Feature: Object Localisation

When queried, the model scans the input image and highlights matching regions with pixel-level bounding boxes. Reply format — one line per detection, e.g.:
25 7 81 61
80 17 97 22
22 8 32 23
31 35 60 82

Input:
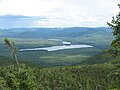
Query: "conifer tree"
107 4 120 56
4 38 19 66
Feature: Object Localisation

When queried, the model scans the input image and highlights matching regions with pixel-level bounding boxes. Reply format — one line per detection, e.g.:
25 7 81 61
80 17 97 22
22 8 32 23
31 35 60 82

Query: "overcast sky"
0 0 119 28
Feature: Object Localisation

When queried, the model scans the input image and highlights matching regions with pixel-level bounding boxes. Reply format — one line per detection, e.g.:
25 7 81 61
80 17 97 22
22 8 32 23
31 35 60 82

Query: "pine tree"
4 38 19 66
107 4 120 56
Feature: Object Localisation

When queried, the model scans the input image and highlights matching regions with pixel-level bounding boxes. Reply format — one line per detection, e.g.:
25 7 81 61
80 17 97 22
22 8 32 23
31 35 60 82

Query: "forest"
0 4 120 90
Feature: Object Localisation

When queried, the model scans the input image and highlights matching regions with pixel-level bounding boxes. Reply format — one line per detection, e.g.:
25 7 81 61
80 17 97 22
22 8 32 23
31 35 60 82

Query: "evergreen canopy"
107 4 120 56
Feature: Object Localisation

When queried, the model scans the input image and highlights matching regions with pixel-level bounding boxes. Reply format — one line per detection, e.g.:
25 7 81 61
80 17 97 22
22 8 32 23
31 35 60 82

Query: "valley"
0 1 120 89
0 27 113 66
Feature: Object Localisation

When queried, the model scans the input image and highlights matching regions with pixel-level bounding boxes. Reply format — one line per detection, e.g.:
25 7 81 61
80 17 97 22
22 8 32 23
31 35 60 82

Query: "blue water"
20 45 93 52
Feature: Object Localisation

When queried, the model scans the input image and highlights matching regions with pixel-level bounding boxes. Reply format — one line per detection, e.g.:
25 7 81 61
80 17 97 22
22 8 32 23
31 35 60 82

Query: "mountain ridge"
0 27 112 38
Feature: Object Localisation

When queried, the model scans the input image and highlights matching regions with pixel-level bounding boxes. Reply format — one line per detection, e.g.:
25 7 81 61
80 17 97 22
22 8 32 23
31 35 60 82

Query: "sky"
0 0 119 28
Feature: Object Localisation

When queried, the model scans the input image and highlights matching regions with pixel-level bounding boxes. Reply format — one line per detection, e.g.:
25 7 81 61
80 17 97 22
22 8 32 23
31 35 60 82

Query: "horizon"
0 26 110 29
0 0 119 28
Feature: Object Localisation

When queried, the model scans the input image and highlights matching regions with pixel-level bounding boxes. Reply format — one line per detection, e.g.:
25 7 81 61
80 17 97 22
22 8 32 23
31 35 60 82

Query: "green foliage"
0 5 119 90
0 38 113 66
34 64 120 90
0 26 113 66
77 52 114 65
1 63 119 90
0 64 38 90
4 38 19 66
107 4 120 56
0 62 119 89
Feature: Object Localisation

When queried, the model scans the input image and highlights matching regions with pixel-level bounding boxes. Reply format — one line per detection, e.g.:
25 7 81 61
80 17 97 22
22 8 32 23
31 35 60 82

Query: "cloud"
0 0 119 28
0 0 63 16
0 15 46 28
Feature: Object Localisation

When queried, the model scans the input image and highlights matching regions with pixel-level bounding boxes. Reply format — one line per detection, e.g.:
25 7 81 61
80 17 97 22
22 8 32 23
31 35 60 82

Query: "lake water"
20 45 93 52
20 39 93 52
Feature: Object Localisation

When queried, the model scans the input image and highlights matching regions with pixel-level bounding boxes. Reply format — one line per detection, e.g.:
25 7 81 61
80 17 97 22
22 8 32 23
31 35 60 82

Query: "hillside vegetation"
0 39 120 89
0 4 120 89
0 27 113 66
0 63 120 90
0 27 119 90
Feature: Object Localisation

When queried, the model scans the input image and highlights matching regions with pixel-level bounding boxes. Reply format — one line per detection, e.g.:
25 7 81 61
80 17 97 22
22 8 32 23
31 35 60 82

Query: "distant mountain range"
0 27 112 38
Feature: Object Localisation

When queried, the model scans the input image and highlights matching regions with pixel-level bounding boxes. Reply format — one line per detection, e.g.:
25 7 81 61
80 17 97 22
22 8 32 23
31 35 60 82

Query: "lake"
20 45 93 52
20 39 93 52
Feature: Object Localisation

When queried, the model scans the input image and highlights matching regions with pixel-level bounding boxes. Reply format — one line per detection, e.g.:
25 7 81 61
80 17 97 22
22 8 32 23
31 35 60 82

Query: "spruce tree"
107 4 120 56
4 38 19 66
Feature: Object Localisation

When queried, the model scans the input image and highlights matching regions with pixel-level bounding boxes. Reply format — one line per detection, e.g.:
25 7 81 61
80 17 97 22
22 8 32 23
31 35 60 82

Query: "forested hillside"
0 62 120 90
0 27 113 66
0 27 112 38
0 35 119 90
0 3 120 90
